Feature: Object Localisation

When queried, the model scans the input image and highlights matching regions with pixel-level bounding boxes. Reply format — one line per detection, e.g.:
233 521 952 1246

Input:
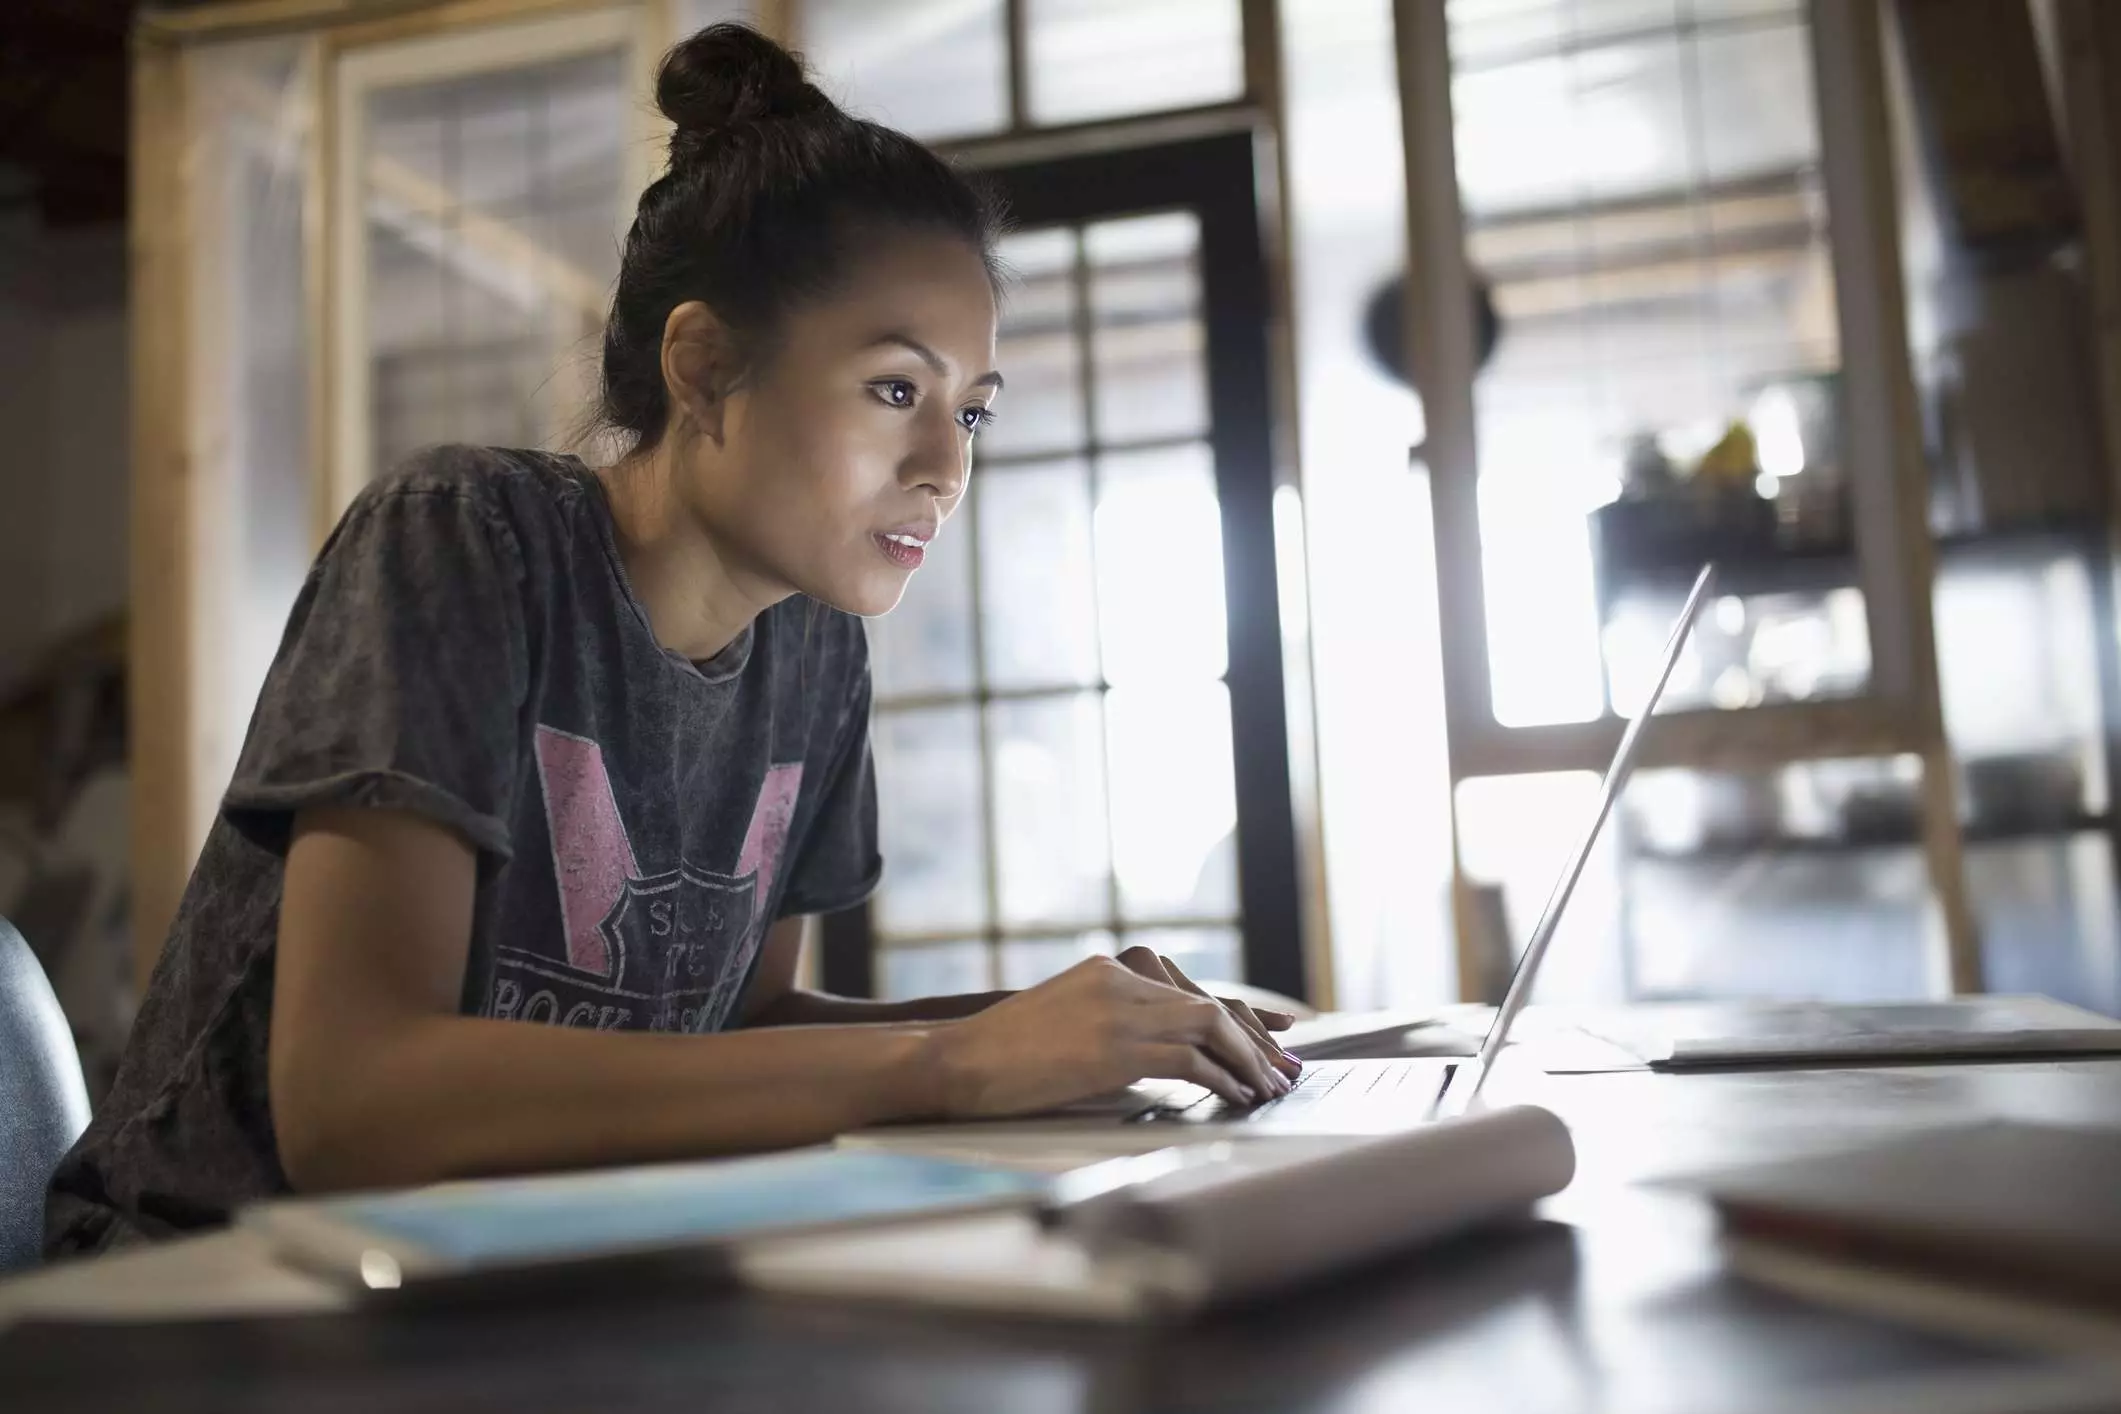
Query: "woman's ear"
660 301 739 444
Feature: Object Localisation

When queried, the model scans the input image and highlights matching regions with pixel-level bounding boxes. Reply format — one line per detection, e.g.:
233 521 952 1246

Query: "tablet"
243 1148 1052 1288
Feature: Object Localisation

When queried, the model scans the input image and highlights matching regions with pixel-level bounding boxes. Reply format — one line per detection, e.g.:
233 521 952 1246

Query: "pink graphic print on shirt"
533 725 804 987
532 725 639 978
736 763 803 914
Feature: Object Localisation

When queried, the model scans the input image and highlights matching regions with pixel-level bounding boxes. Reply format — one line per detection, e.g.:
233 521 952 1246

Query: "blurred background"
2 0 2118 1100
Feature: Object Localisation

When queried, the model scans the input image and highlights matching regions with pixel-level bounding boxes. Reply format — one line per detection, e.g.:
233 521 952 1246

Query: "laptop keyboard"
1126 1059 1453 1125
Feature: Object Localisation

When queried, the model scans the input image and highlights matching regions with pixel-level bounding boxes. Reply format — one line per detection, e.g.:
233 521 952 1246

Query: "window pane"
873 706 988 936
1107 683 1239 921
361 48 625 478
1447 1 1801 69
984 229 1085 459
1451 1 1676 69
998 931 1116 989
990 693 1111 927
1453 36 1690 218
1087 212 1208 444
1123 926 1241 986
976 459 1100 689
879 941 991 1001
1025 0 1244 125
1450 0 1843 728
1096 442 1228 685
1694 22 1816 185
869 500 976 699
804 0 1009 139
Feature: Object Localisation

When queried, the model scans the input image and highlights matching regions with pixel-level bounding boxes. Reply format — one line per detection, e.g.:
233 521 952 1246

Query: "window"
802 0 1247 138
841 134 1305 1001
1445 0 1843 727
867 212 1244 994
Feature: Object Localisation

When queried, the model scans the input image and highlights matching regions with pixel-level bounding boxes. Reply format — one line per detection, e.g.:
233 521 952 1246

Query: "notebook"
1580 996 2121 1069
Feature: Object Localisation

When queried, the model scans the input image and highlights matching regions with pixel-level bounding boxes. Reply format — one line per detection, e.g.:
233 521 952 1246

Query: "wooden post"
1392 0 1496 1001
1811 0 1981 992
128 32 195 991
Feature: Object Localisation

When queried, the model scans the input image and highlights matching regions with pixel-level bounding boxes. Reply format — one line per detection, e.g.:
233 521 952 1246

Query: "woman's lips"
875 531 927 569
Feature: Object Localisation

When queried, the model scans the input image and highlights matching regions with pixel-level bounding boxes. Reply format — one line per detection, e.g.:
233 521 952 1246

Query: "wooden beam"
1453 698 1926 781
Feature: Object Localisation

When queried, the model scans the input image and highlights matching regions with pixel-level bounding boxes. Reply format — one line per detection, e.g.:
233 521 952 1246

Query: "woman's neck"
594 442 774 663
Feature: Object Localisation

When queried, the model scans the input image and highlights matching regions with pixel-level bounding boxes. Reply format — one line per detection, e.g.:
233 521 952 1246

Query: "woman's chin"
804 571 909 620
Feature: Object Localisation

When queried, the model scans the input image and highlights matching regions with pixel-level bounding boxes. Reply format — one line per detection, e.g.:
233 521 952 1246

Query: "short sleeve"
776 626 882 918
221 479 530 863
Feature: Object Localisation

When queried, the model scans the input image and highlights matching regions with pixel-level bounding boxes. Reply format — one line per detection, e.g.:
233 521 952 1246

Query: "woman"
47 23 1297 1257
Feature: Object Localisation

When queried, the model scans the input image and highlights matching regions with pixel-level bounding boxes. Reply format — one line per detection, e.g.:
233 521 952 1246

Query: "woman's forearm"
272 1012 947 1193
744 988 1011 1027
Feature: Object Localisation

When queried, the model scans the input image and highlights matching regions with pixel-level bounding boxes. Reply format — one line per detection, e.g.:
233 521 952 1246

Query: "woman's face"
685 228 1002 618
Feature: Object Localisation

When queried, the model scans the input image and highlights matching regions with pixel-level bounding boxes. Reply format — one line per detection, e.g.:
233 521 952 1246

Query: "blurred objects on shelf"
1593 491 1778 583
0 614 126 830
1601 585 1870 717
1593 371 1850 598
0 614 132 1105
1834 770 1923 846
1962 752 2087 836
1618 433 1677 502
1692 420 1759 490
1624 758 1930 860
1926 261 2106 534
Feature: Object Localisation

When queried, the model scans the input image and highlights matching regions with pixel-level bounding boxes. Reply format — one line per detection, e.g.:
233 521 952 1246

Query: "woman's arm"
269 808 950 1192
736 918 1007 1027
270 808 1294 1194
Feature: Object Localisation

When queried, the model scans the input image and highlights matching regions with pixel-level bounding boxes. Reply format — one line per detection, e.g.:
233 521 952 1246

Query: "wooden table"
7 1051 2121 1412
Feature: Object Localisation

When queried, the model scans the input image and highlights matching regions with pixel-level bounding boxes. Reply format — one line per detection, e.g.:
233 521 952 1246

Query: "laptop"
848 566 1719 1156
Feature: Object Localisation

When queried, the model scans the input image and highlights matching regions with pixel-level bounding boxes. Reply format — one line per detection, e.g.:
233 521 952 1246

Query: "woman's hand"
924 950 1301 1119
1109 944 1300 1078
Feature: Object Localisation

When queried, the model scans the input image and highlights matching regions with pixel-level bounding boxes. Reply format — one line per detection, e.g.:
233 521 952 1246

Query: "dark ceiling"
0 0 137 225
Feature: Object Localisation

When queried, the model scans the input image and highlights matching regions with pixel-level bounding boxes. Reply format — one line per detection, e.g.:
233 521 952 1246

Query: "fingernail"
1239 1085 1259 1104
1280 1046 1302 1066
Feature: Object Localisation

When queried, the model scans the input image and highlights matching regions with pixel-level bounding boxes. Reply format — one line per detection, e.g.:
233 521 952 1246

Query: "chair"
0 915 90 1272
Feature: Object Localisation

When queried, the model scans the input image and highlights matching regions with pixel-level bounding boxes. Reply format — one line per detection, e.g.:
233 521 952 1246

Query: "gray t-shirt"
46 446 880 1255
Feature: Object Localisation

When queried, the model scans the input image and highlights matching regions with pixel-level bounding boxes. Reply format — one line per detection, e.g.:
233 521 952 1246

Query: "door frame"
822 128 1309 1002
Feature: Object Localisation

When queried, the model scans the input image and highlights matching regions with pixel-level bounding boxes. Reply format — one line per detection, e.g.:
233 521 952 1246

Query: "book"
1674 1120 2121 1351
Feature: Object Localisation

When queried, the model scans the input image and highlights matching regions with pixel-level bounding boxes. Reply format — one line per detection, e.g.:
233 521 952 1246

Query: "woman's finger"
1138 1042 1254 1108
1181 997 1287 1100
1156 954 1301 1078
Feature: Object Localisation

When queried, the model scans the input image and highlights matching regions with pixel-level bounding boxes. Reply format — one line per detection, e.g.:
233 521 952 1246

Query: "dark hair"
597 24 1006 454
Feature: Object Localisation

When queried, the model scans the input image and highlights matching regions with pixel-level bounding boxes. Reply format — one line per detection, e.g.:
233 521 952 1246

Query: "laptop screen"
1440 563 1718 1114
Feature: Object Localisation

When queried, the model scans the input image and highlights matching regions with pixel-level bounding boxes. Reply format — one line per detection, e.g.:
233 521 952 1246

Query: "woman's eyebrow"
866 331 1005 391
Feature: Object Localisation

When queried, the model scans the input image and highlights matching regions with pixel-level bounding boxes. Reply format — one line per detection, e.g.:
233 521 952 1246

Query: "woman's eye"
958 406 997 435
872 379 918 409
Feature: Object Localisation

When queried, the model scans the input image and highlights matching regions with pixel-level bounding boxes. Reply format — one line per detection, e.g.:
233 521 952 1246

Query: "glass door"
832 130 1307 1001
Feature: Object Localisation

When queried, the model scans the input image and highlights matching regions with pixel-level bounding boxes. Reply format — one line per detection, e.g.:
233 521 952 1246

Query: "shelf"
1593 517 2107 604
1627 811 2111 864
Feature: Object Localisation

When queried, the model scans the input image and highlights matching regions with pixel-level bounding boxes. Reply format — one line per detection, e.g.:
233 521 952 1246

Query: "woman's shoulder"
361 444 582 514
341 444 593 559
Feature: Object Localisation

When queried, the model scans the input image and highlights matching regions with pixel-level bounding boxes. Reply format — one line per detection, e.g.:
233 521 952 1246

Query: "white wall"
0 212 129 688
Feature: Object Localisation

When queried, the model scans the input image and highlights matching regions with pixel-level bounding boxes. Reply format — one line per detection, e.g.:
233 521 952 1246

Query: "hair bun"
658 23 832 162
